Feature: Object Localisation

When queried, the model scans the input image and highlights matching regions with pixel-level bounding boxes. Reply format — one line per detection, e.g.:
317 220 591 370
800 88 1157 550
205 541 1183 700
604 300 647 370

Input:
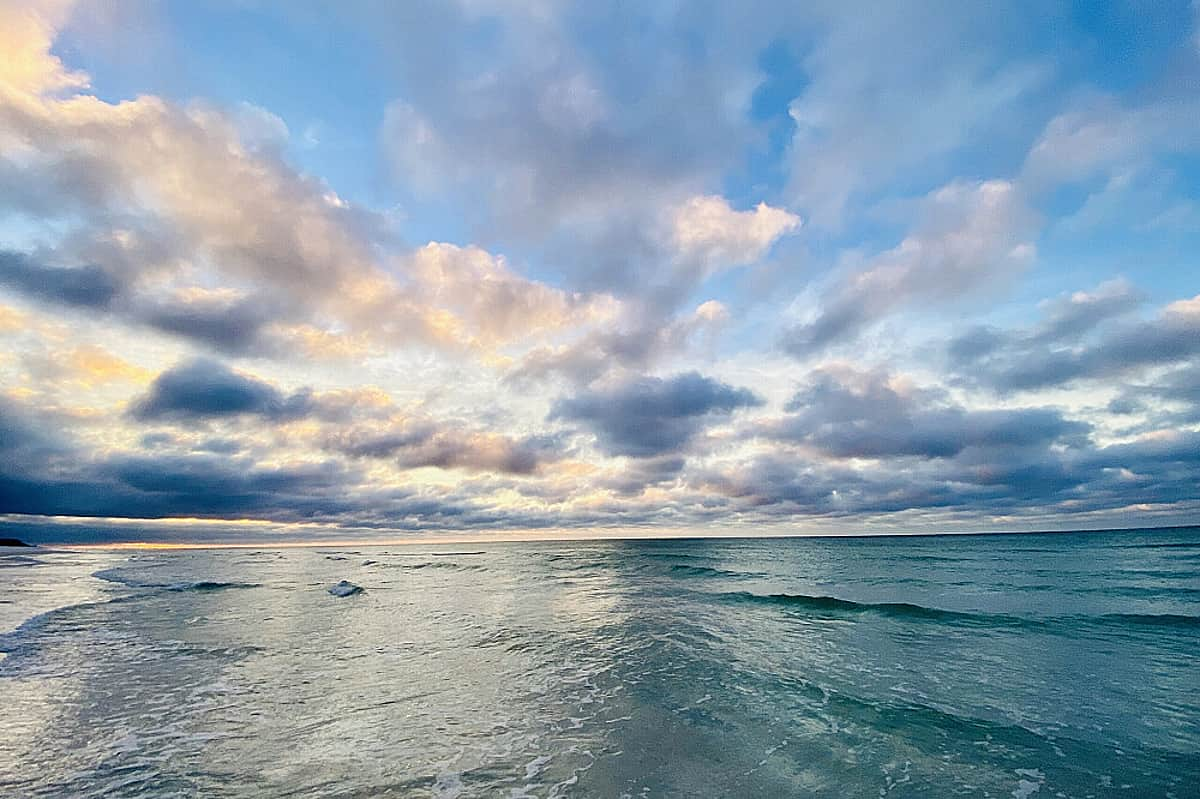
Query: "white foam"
1013 768 1045 798
328 580 364 597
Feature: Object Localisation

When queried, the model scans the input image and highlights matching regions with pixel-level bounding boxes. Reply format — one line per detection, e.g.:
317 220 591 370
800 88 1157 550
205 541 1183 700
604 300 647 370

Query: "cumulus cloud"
781 179 1036 356
551 371 762 457
129 359 310 422
0 251 122 309
670 196 800 268
0 6 617 361
136 291 287 354
405 242 618 347
0 1 86 96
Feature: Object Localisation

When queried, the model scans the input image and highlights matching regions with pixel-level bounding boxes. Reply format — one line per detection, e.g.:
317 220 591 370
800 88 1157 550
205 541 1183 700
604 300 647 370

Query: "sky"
1 0 1198 544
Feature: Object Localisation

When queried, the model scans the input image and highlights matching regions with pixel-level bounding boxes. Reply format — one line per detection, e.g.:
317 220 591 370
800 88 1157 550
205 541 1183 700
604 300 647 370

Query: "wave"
382 561 486 571
92 569 260 592
893 554 963 563
0 593 151 656
669 564 760 579
639 551 718 562
712 590 1200 635
1100 585 1200 599
716 590 1018 624
713 591 1045 631
1095 612 1200 629
0 555 42 568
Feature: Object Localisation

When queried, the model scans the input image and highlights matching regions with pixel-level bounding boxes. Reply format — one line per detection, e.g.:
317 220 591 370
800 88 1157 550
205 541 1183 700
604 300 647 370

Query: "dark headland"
0 538 33 547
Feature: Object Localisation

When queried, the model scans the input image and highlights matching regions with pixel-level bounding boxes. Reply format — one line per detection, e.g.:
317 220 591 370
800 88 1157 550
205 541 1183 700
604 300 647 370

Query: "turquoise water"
2 528 1199 797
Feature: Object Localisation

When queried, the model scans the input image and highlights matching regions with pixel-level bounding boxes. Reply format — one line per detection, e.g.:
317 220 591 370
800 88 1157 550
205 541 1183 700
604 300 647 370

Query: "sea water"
2 528 1198 797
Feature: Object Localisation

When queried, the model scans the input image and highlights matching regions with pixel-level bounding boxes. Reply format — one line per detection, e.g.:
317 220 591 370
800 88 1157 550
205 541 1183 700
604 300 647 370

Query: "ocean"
1 528 1198 797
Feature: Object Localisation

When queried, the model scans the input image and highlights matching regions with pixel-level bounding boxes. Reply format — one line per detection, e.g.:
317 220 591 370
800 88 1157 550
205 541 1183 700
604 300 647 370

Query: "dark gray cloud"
0 251 291 355
0 251 122 309
1106 364 1200 426
129 358 311 422
688 356 1199 522
765 368 1090 459
0 397 66 464
0 396 467 526
948 292 1200 392
1028 280 1145 344
137 295 284 355
552 372 762 457
601 456 687 496
694 422 1200 522
1 376 1196 539
0 453 356 522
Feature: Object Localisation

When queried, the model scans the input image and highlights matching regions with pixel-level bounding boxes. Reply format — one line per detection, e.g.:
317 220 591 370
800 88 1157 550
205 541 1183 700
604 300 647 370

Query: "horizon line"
19 522 1198 551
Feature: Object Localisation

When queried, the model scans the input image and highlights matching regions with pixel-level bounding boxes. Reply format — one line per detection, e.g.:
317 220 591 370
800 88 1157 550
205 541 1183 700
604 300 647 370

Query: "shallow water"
2 528 1199 797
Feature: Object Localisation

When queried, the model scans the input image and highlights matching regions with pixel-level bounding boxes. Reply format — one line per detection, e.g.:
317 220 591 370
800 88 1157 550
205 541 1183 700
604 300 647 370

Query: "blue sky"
1 0 1198 543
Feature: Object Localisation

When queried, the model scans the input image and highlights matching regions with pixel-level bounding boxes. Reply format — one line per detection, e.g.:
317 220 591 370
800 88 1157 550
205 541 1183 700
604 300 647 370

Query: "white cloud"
671 195 800 267
0 1 86 95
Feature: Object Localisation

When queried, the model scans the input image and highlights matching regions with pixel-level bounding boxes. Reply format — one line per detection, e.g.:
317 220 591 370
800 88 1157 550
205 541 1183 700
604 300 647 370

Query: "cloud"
405 242 617 347
325 424 561 475
508 300 730 386
0 253 287 354
1026 279 1145 344
135 291 285 354
600 455 687 497
671 195 800 268
1022 94 1200 190
0 1 86 95
696 423 1199 522
784 3 1049 228
551 371 762 457
1105 363 1200 425
781 179 1036 356
0 8 610 361
129 358 310 422
0 251 122 309
949 291 1200 392
0 395 65 462
761 366 1089 459
375 3 772 239
0 452 358 521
